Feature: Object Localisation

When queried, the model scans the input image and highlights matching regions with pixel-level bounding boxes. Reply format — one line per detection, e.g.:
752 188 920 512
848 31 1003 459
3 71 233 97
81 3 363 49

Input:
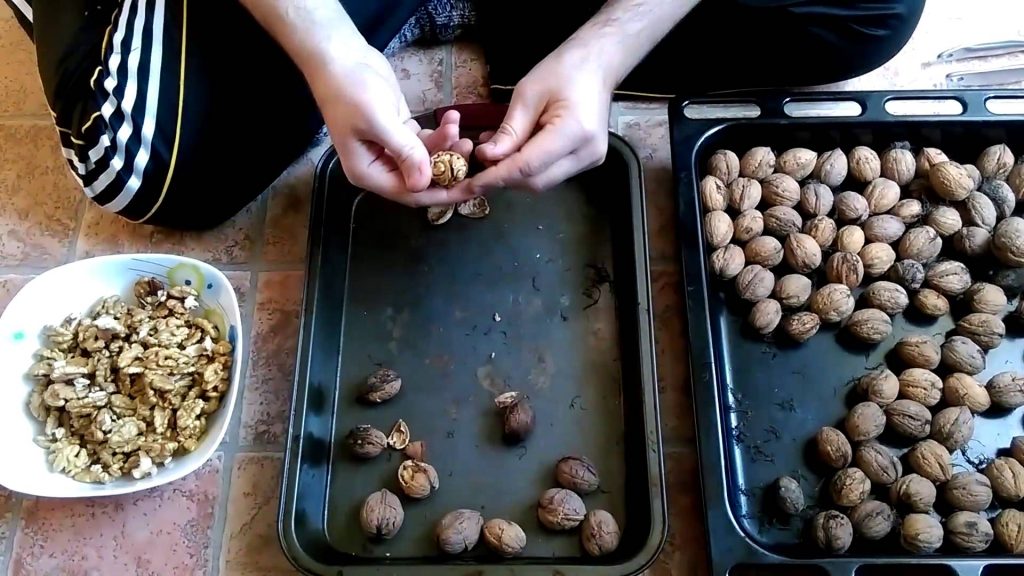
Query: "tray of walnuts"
672 89 1024 575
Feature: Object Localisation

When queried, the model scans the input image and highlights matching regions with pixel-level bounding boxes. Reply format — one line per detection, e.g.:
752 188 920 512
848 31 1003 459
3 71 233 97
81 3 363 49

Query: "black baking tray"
672 89 1024 576
279 103 666 575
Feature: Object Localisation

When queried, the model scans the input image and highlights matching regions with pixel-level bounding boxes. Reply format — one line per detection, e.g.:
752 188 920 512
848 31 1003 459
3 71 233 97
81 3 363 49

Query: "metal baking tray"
672 89 1024 576
279 103 666 575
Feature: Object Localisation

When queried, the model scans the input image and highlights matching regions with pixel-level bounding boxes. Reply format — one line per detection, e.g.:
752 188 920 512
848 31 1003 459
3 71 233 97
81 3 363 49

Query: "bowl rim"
0 253 245 497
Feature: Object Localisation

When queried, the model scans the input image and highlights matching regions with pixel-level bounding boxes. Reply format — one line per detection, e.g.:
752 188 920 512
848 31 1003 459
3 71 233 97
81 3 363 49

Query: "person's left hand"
456 46 613 195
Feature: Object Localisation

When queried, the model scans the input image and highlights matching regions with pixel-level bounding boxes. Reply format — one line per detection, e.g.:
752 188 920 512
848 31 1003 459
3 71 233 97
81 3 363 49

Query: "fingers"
451 137 474 160
367 115 432 191
337 139 409 198
476 90 541 163
469 121 583 193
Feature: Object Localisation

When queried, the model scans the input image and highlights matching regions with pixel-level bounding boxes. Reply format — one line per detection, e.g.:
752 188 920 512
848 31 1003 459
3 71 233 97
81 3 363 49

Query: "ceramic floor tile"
651 265 695 445
240 272 304 447
264 138 330 264
0 275 33 315
76 200 260 264
221 453 299 576
648 448 710 576
0 123 84 267
389 45 447 115
0 487 16 565
453 42 490 104
0 9 48 116
9 455 222 576
616 115 678 265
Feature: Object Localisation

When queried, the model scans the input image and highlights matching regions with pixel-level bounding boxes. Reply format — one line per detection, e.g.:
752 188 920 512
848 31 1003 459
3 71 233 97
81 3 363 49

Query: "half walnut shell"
427 204 455 225
457 197 490 218
388 419 411 450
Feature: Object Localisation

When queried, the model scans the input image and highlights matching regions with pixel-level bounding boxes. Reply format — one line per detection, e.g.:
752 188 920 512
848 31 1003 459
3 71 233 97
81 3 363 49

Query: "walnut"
388 419 410 449
733 209 764 242
457 197 489 218
978 143 1015 179
890 474 937 513
700 175 729 212
907 439 952 483
709 245 745 280
993 216 1024 267
898 225 942 263
908 177 934 200
862 281 908 315
495 391 534 444
979 179 1016 220
916 147 950 178
436 509 484 555
398 459 439 499
784 233 822 273
809 283 855 323
360 488 404 539
966 282 1007 315
881 142 916 185
748 299 782 335
812 510 853 554
825 252 864 288
814 148 849 188
953 227 992 258
926 205 963 237
994 509 1024 554
775 475 805 515
944 373 991 414
930 161 974 201
885 399 932 439
864 178 901 214
782 312 821 342
845 308 892 344
895 335 941 370
859 243 896 277
580 510 621 557
430 151 469 187
804 215 837 248
761 173 801 207
346 425 388 459
863 214 906 244
858 368 899 406
890 198 925 224
913 288 950 318
404 440 427 461
945 471 993 512
963 191 998 231
964 163 983 189
740 146 775 180
555 455 600 494
427 204 455 225
774 274 812 308
800 181 834 216
763 206 803 237
537 488 586 530
482 519 527 557
985 457 1024 502
735 265 775 303
816 426 852 468
987 371 1024 409
704 210 733 248
836 225 866 253
835 191 869 223
361 368 402 404
992 267 1024 297
831 467 872 507
931 406 975 452
849 146 881 183
1010 158 1024 199
744 236 783 268
956 312 1005 350
845 401 886 441
901 513 944 554
926 260 972 296
941 336 986 376
899 368 943 407
707 149 740 184
776 147 817 180
849 500 894 541
728 177 762 211
855 441 902 485
1013 436 1024 464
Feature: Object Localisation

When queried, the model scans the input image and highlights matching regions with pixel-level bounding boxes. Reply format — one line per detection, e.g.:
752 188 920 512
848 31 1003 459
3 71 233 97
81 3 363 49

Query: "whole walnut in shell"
812 510 853 554
979 179 1016 220
881 142 916 186
862 281 909 315
967 163 984 188
944 373 991 414
744 236 783 268
890 474 936 513
849 146 881 183
784 233 822 274
782 312 821 343
953 227 992 258
941 336 985 376
864 178 901 214
831 467 872 507
436 509 484 555
926 260 972 296
845 308 892 344
834 191 869 223
347 425 389 459
927 205 963 237
907 439 952 483
362 368 403 404
858 368 899 406
899 368 943 407
777 147 818 180
836 225 866 253
804 216 837 248
965 282 1007 315
707 149 740 184
728 177 762 212
580 510 621 557
774 274 812 308
978 143 1015 179
800 182 834 217
740 146 775 180
993 216 1024 267
710 245 745 280
846 401 886 441
735 265 775 303
704 210 734 248
885 399 932 439
930 161 974 201
496 391 535 444
930 406 974 452
916 147 950 177
963 191 998 232
855 441 902 486
956 312 1005 350
763 206 803 238
555 455 600 494
482 519 527 557
816 426 853 469
895 335 941 370
810 283 855 323
749 299 782 335
863 214 906 244
850 500 895 541
775 476 805 515
1011 159 1024 200
985 457 1024 502
891 198 925 224
994 509 1024 554
826 252 864 288
901 513 944 554
761 173 801 207
431 151 469 187
814 148 849 188
888 259 926 291
898 225 942 263
947 511 994 553
944 471 993 512
360 489 405 539
537 488 587 530
913 288 950 318
733 209 764 242
1013 436 1024 464
860 243 896 277
987 371 1024 409
700 175 729 212
398 459 440 499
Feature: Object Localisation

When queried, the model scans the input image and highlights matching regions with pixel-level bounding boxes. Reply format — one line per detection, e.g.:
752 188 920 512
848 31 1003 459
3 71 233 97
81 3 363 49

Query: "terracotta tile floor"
0 1 1021 574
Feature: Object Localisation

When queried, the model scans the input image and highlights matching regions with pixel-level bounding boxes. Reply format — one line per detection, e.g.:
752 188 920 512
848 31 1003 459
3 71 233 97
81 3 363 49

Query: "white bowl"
0 254 243 497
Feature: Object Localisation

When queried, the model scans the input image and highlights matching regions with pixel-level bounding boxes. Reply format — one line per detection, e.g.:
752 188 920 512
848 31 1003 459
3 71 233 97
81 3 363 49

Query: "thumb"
477 91 541 163
368 116 432 191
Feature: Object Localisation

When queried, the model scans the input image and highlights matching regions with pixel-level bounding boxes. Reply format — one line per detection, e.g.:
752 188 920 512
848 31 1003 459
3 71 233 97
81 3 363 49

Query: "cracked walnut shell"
430 151 469 187
580 510 621 557
398 459 439 499
537 487 587 530
482 518 527 557
457 197 490 218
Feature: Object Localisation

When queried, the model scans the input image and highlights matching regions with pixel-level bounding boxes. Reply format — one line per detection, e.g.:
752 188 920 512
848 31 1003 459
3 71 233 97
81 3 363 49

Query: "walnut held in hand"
580 510 621 557
537 487 587 530
944 471 993 512
482 519 527 557
360 488 404 539
849 500 895 541
430 151 469 187
555 455 600 494
346 425 388 459
398 459 439 499
436 509 484 555
812 510 853 554
361 367 402 403
495 391 535 444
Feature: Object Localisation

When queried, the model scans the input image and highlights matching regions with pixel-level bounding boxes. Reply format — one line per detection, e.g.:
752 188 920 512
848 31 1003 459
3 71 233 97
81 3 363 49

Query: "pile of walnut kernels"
27 277 233 484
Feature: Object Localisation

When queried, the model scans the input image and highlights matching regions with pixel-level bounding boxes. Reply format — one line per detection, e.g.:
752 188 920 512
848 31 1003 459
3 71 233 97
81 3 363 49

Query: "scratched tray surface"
671 90 1024 575
279 124 665 576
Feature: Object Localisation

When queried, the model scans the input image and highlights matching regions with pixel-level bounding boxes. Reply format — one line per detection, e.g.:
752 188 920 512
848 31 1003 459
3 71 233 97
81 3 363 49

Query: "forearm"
562 0 700 89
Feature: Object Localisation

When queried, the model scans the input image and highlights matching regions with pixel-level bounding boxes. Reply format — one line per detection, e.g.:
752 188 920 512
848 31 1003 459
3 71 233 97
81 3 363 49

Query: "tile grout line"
443 44 454 105
2 495 25 573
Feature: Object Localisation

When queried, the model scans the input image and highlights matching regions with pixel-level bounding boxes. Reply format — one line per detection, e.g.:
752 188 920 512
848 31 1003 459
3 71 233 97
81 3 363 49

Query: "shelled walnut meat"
430 151 469 187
